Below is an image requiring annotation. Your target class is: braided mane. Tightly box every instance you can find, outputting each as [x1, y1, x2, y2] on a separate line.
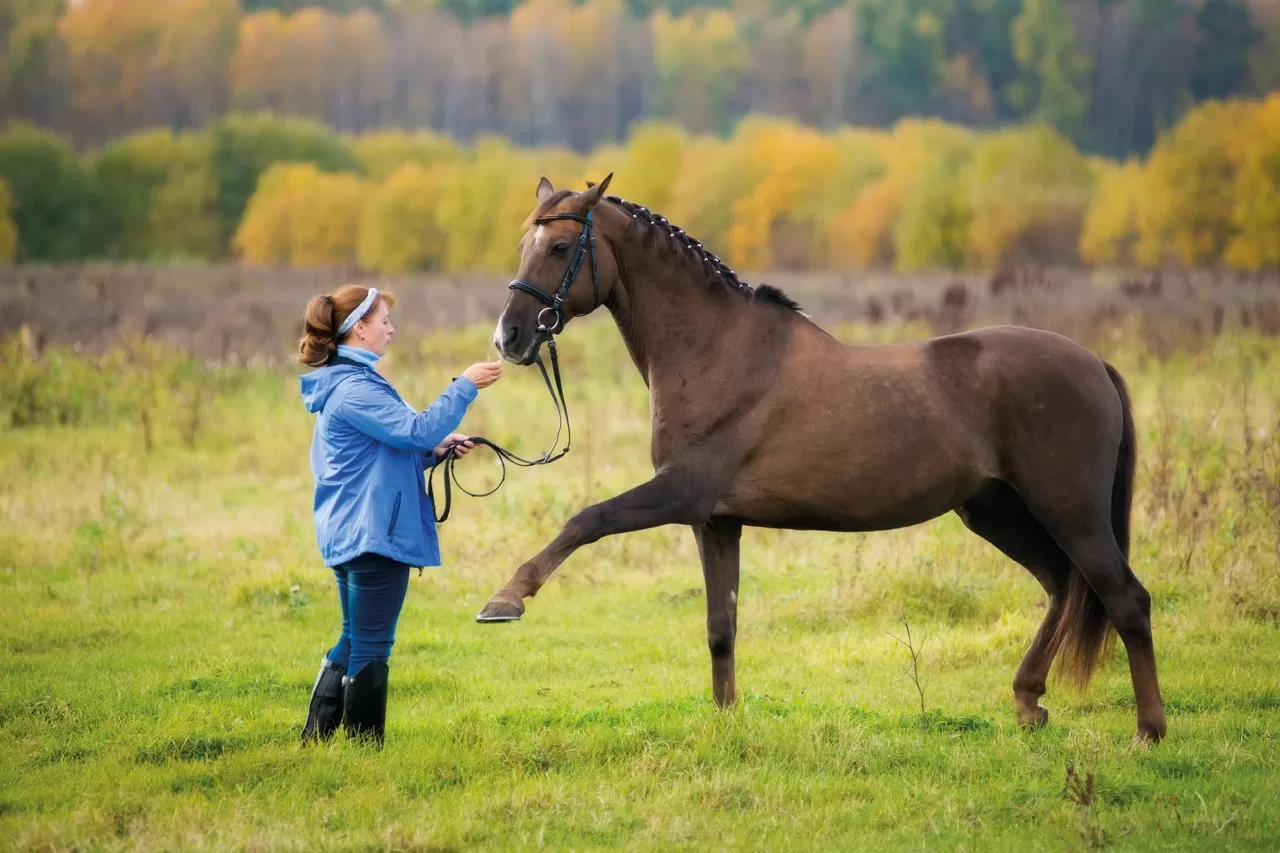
[603, 195, 801, 313]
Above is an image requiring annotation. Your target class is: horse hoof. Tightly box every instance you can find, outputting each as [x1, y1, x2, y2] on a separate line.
[1017, 705, 1049, 729]
[1132, 725, 1165, 747]
[475, 597, 524, 623]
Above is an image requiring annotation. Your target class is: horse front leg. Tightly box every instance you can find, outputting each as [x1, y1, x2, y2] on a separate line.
[475, 469, 718, 622]
[693, 518, 742, 707]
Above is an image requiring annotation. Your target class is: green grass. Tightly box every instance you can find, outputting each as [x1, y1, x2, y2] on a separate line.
[2, 318, 1278, 851]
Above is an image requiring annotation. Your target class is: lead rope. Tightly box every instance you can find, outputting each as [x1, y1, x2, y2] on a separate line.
[425, 337, 570, 527]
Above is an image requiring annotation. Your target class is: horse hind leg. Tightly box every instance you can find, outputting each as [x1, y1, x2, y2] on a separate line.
[1039, 521, 1166, 743]
[958, 482, 1073, 729]
[1013, 476, 1167, 742]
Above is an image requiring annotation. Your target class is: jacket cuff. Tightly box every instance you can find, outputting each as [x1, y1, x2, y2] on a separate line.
[453, 376, 479, 401]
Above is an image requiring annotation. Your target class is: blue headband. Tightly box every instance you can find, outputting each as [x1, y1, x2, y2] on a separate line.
[338, 287, 378, 337]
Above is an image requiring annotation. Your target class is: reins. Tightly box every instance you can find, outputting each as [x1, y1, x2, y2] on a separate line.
[426, 210, 599, 524]
[426, 341, 570, 523]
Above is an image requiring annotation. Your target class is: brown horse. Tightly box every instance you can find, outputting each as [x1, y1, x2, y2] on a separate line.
[477, 174, 1167, 744]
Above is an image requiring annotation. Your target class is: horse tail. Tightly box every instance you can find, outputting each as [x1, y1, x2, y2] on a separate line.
[1052, 362, 1131, 689]
[1104, 363, 1136, 559]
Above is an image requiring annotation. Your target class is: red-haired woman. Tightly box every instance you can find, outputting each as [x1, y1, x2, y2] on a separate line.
[296, 284, 502, 745]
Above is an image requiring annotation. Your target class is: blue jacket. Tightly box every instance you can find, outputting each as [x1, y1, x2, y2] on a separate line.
[299, 358, 478, 568]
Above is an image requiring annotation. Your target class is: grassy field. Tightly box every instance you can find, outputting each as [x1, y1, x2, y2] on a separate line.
[1, 315, 1278, 851]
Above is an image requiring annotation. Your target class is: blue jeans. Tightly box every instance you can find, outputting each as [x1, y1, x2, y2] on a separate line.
[324, 552, 411, 677]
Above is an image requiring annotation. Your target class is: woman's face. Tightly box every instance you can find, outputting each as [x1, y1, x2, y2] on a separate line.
[351, 299, 394, 356]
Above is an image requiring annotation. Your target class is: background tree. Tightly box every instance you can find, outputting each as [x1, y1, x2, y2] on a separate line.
[1224, 92, 1280, 270]
[0, 177, 17, 261]
[154, 0, 240, 129]
[1079, 157, 1143, 267]
[90, 128, 221, 261]
[1007, 0, 1092, 141]
[0, 120, 94, 260]
[651, 9, 747, 133]
[208, 111, 357, 249]
[56, 0, 163, 142]
[358, 162, 448, 273]
[1134, 99, 1251, 267]
[964, 123, 1094, 269]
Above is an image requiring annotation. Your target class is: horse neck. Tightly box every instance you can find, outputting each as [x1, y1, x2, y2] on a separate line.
[601, 221, 744, 383]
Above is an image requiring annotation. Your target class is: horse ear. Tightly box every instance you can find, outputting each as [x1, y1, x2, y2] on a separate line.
[535, 176, 555, 203]
[578, 173, 613, 210]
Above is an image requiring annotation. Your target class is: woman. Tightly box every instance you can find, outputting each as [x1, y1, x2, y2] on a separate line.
[296, 283, 502, 746]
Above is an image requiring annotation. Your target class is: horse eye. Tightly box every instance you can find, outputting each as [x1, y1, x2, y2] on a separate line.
[550, 242, 570, 256]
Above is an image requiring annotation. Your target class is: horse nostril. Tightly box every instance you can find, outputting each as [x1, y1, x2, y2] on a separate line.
[503, 325, 519, 348]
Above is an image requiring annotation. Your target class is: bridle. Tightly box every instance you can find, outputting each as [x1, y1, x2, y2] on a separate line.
[426, 209, 599, 524]
[507, 210, 600, 335]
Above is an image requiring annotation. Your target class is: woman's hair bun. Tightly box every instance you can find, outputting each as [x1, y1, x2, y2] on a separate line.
[298, 294, 338, 367]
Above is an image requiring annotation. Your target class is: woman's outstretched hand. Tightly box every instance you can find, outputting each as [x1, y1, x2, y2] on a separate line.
[462, 360, 503, 389]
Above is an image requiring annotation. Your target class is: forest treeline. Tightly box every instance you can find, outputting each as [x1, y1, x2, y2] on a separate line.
[1, 0, 1277, 158]
[1, 95, 1278, 273]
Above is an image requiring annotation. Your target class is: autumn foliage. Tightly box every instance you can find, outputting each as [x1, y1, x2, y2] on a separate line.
[1, 96, 1280, 272]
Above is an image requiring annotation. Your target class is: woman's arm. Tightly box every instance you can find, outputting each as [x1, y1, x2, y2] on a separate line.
[338, 377, 478, 453]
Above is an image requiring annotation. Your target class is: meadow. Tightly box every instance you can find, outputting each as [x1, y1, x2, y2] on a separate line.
[1, 299, 1279, 850]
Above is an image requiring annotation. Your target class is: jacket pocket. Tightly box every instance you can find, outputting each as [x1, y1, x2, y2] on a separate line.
[387, 491, 402, 537]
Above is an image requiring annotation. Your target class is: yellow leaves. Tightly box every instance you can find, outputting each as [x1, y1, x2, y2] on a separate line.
[828, 177, 900, 269]
[726, 120, 842, 269]
[489, 147, 584, 268]
[1224, 93, 1280, 270]
[236, 142, 581, 274]
[230, 7, 391, 125]
[1132, 99, 1253, 268]
[358, 163, 447, 274]
[596, 121, 685, 213]
[292, 172, 364, 269]
[664, 134, 749, 263]
[428, 138, 584, 273]
[0, 179, 16, 263]
[233, 164, 307, 265]
[351, 131, 461, 183]
[216, 95, 1280, 275]
[1079, 158, 1143, 267]
[827, 120, 971, 271]
[964, 123, 1093, 269]
[1073, 95, 1280, 270]
[230, 11, 289, 110]
[895, 153, 973, 273]
[233, 164, 364, 268]
[57, 0, 164, 131]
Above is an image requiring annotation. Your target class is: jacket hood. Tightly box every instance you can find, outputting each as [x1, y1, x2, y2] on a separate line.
[300, 364, 364, 414]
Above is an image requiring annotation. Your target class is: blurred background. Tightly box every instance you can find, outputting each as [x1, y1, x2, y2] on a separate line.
[0, 0, 1277, 356]
[2, 8, 1279, 848]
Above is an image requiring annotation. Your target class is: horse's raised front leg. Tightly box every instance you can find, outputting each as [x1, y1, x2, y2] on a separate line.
[693, 518, 741, 707]
[475, 469, 719, 622]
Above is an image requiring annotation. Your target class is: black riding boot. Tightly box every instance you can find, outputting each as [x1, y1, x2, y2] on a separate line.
[342, 661, 389, 746]
[301, 657, 347, 744]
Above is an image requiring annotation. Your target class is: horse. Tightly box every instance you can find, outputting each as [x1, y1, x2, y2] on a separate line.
[475, 173, 1167, 744]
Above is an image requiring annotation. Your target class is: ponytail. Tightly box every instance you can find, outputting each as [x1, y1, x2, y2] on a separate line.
[298, 294, 338, 367]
